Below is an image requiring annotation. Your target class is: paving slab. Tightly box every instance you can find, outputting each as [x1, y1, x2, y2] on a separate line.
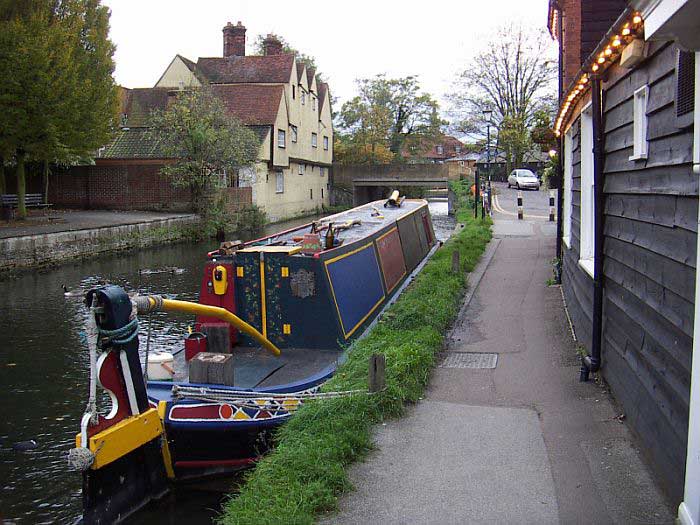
[322, 401, 559, 525]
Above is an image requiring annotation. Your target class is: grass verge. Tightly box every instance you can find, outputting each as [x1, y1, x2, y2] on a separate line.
[220, 181, 491, 524]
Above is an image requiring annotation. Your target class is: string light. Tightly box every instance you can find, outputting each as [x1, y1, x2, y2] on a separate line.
[633, 14, 642, 24]
[612, 37, 621, 47]
[604, 47, 613, 56]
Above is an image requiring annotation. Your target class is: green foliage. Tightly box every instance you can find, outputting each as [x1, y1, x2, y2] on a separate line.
[148, 89, 261, 215]
[0, 0, 118, 217]
[335, 75, 443, 164]
[220, 191, 491, 524]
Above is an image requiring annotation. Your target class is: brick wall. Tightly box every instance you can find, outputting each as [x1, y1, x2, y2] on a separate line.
[49, 162, 193, 211]
[222, 187, 253, 212]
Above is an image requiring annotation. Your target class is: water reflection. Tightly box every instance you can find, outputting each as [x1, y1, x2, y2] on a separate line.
[0, 204, 453, 524]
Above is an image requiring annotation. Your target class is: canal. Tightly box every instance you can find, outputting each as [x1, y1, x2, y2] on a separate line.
[0, 201, 453, 524]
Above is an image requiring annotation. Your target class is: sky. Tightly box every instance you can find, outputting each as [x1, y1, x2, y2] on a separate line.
[102, 0, 553, 113]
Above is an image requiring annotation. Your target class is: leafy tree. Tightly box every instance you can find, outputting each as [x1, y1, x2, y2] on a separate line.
[0, 0, 118, 218]
[449, 25, 556, 170]
[336, 75, 443, 164]
[148, 88, 261, 215]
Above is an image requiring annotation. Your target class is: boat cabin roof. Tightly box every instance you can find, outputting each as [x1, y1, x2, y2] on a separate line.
[246, 199, 428, 254]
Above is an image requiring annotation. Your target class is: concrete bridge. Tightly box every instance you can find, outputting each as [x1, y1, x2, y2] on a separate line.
[331, 164, 461, 213]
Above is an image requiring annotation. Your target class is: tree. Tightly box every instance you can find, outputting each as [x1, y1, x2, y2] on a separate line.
[148, 88, 261, 214]
[449, 25, 556, 170]
[336, 75, 443, 164]
[0, 0, 118, 218]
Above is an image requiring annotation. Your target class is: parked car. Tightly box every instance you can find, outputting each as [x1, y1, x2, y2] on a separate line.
[507, 169, 541, 190]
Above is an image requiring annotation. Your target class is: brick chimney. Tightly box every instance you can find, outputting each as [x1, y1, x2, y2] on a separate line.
[223, 21, 246, 58]
[263, 34, 283, 56]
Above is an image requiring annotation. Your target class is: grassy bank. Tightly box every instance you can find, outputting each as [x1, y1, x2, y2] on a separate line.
[221, 181, 490, 524]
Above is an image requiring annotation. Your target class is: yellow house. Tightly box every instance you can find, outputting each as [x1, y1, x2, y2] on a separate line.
[153, 23, 333, 222]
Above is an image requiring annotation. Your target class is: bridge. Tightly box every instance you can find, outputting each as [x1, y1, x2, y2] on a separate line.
[331, 164, 467, 213]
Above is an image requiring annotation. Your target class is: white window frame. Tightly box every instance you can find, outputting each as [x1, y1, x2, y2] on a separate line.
[275, 171, 284, 193]
[630, 85, 649, 160]
[323, 136, 329, 150]
[320, 166, 325, 177]
[277, 129, 286, 149]
[579, 102, 595, 277]
[563, 128, 573, 248]
[291, 125, 298, 143]
[436, 145, 444, 154]
[298, 163, 304, 175]
[311, 132, 318, 148]
[301, 92, 306, 105]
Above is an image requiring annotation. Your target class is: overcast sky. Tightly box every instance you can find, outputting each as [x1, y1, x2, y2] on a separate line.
[102, 0, 553, 112]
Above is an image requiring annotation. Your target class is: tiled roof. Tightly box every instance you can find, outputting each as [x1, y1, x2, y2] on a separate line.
[210, 84, 284, 125]
[121, 88, 171, 127]
[296, 61, 305, 83]
[404, 135, 465, 160]
[178, 54, 196, 72]
[196, 54, 295, 84]
[318, 82, 328, 112]
[98, 128, 167, 159]
[306, 67, 316, 90]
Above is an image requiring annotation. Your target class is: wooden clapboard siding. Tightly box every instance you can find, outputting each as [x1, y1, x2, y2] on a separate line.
[598, 40, 697, 503]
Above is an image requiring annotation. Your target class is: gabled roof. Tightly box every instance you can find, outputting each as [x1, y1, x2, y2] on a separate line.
[178, 54, 196, 72]
[296, 61, 305, 84]
[305, 67, 316, 90]
[318, 82, 329, 112]
[210, 84, 285, 125]
[121, 88, 171, 127]
[196, 54, 295, 84]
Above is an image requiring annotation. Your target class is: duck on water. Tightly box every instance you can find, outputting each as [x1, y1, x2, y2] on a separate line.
[67, 197, 438, 523]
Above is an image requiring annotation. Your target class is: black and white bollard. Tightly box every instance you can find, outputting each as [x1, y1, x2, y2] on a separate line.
[517, 191, 524, 220]
[549, 190, 556, 222]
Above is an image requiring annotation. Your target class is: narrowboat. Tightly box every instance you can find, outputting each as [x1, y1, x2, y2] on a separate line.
[70, 197, 437, 523]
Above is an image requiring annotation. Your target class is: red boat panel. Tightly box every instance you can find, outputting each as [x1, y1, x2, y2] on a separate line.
[375, 227, 407, 294]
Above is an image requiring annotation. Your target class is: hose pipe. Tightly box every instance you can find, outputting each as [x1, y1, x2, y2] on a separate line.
[133, 295, 281, 357]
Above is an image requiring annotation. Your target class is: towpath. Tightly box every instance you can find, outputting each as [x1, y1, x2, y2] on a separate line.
[322, 183, 674, 524]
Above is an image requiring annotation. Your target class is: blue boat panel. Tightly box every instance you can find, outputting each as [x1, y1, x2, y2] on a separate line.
[325, 243, 385, 338]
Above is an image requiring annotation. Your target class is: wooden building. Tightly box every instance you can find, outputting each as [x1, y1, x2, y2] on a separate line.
[548, 0, 699, 520]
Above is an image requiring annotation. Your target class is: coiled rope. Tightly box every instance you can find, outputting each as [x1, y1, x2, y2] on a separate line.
[97, 318, 139, 348]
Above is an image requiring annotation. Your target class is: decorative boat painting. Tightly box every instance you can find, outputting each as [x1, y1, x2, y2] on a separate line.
[69, 197, 437, 523]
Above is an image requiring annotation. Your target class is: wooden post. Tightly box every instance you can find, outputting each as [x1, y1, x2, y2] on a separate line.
[368, 354, 386, 393]
[189, 352, 235, 386]
[451, 250, 460, 274]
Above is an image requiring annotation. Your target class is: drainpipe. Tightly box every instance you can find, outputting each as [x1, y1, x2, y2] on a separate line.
[679, 51, 700, 525]
[581, 76, 605, 381]
[555, 4, 564, 275]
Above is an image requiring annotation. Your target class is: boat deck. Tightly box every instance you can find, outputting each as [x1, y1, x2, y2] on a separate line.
[246, 199, 427, 252]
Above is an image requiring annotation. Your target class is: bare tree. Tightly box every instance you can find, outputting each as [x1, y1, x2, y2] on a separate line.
[448, 25, 556, 171]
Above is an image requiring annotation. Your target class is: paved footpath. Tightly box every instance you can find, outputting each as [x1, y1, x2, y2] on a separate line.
[322, 184, 675, 524]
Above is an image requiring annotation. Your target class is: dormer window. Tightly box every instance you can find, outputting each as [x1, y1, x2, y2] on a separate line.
[436, 145, 444, 155]
[291, 125, 298, 143]
[278, 129, 286, 148]
[311, 133, 318, 148]
[301, 92, 306, 105]
[455, 145, 461, 154]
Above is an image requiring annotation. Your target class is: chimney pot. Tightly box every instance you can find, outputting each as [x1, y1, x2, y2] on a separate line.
[223, 21, 246, 58]
[263, 34, 283, 56]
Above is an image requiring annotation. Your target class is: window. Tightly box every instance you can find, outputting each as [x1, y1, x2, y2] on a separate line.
[291, 125, 298, 143]
[436, 145, 444, 154]
[579, 103, 594, 277]
[292, 85, 296, 100]
[277, 129, 286, 148]
[312, 97, 316, 110]
[323, 136, 329, 150]
[310, 189, 313, 200]
[301, 92, 306, 105]
[455, 145, 461, 154]
[311, 132, 318, 148]
[630, 85, 648, 160]
[321, 188, 324, 199]
[275, 171, 284, 193]
[319, 166, 325, 177]
[563, 128, 573, 248]
[299, 163, 304, 175]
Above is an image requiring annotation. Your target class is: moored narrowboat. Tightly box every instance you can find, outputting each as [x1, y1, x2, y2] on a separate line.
[70, 197, 437, 523]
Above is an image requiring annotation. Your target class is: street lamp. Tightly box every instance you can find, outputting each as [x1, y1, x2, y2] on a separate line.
[483, 109, 493, 216]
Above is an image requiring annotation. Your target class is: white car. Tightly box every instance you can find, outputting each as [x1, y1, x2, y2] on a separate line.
[507, 169, 541, 190]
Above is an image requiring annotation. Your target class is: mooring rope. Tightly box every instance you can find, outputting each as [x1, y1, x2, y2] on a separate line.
[96, 318, 139, 347]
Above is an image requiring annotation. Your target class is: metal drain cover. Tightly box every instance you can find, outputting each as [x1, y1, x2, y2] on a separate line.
[440, 352, 498, 369]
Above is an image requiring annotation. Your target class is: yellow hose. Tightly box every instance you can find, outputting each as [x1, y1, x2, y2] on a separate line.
[137, 296, 281, 356]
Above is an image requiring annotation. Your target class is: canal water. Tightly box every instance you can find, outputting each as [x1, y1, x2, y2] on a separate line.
[0, 201, 453, 524]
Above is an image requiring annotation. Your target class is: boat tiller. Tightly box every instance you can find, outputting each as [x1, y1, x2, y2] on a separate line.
[75, 285, 168, 524]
